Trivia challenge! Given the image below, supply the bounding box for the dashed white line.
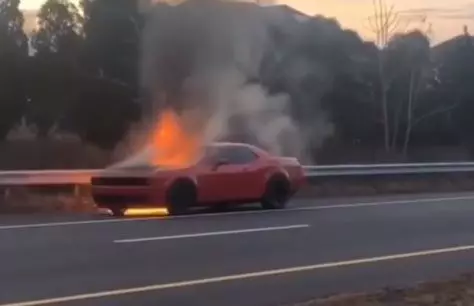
[114,224,310,243]
[1,195,474,230]
[3,244,474,306]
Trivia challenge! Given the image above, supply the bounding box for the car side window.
[201,147,219,165]
[219,146,259,165]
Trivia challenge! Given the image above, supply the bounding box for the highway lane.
[0,191,470,227]
[1,193,474,305]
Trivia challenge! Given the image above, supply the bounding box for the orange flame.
[124,207,169,216]
[151,109,202,168]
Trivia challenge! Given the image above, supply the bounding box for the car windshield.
[197,144,240,164]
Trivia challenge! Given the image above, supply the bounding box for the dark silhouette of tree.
[80,0,141,85]
[322,41,380,146]
[0,0,28,139]
[436,29,474,150]
[29,0,82,137]
[69,76,139,149]
[66,0,142,149]
[384,30,433,154]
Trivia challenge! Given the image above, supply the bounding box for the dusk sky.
[19,0,473,43]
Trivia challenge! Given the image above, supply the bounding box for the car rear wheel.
[261,177,290,210]
[167,180,197,215]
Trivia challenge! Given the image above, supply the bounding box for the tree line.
[1,0,474,157]
[0,0,141,149]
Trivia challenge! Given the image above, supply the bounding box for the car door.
[213,146,261,201]
[196,146,260,203]
[195,147,235,204]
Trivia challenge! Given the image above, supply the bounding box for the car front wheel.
[109,207,125,217]
[166,180,197,215]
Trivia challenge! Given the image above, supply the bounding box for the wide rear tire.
[261,177,291,210]
[166,180,197,215]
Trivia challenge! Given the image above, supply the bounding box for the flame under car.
[90,142,305,216]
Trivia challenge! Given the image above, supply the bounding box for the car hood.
[95,146,199,178]
[95,166,159,178]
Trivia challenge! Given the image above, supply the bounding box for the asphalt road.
[2,192,474,306]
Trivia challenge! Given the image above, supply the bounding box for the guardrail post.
[73,184,80,198]
[4,187,10,200]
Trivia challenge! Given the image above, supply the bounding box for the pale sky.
[19,0,474,43]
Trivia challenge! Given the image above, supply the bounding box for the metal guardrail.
[1,162,474,186]
[0,169,100,185]
[304,162,474,177]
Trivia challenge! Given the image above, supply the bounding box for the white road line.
[3,244,474,306]
[1,195,474,230]
[0,217,161,230]
[114,224,310,243]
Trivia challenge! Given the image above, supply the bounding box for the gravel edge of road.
[291,273,474,306]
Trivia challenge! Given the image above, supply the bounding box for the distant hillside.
[431,34,474,63]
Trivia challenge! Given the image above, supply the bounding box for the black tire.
[261,177,291,210]
[166,180,197,215]
[110,207,125,217]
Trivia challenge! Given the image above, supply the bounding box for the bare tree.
[365,0,399,152]
[365,0,430,153]
[389,20,432,156]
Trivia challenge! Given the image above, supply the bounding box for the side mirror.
[212,158,228,170]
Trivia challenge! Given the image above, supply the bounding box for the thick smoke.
[131,0,333,165]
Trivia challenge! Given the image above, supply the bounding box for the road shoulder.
[297,273,474,306]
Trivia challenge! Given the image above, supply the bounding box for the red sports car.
[90,142,305,216]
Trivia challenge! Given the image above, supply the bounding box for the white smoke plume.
[123,0,334,166]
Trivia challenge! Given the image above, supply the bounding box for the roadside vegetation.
[2,0,474,167]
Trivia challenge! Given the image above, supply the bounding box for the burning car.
[90,142,305,216]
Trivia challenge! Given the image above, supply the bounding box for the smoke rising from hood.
[122,0,334,166]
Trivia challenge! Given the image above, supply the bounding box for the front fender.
[165,175,198,189]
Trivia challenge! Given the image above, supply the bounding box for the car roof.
[208,142,253,148]
[207,142,269,156]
